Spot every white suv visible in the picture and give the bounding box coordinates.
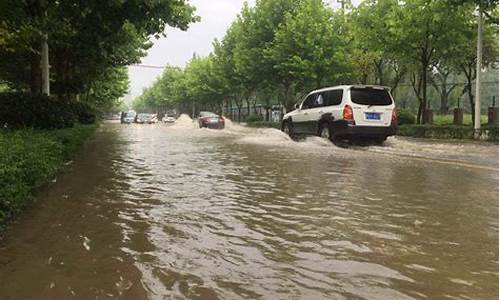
[281,85,397,143]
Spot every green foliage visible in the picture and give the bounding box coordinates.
[267,0,350,95]
[133,0,498,125]
[246,114,265,123]
[398,124,498,142]
[397,109,416,125]
[0,124,97,228]
[245,121,281,129]
[433,114,488,126]
[84,67,129,114]
[0,0,198,115]
[133,66,186,111]
[0,92,96,129]
[72,101,97,125]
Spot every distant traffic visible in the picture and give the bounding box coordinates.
[120,111,163,125]
[118,85,398,142]
[118,110,225,130]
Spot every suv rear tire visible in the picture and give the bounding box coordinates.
[319,122,334,142]
[372,136,387,145]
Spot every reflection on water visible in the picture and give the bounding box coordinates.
[0,117,497,300]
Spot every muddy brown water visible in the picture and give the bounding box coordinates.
[0,117,498,300]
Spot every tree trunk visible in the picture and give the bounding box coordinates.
[439,90,449,114]
[410,71,424,125]
[235,98,243,122]
[283,83,296,112]
[316,76,322,89]
[375,59,384,85]
[245,98,250,118]
[361,73,368,85]
[467,86,475,125]
[30,51,41,94]
[265,98,271,121]
[41,34,50,96]
[421,61,428,124]
[417,104,423,125]
[464,68,475,126]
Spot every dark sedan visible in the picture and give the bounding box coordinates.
[198,112,225,129]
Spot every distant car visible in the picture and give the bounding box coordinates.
[198,111,225,129]
[136,113,158,124]
[122,111,136,124]
[148,114,158,124]
[135,113,148,124]
[163,115,176,123]
[282,85,397,144]
[106,113,120,121]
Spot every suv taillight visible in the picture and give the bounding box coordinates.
[220,117,225,123]
[391,110,398,125]
[343,105,354,124]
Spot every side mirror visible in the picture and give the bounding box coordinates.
[294,103,300,110]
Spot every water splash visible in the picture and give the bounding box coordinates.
[170,114,197,129]
[236,128,293,146]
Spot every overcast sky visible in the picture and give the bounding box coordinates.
[126,0,255,100]
[126,0,350,101]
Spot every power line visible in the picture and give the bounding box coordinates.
[128,63,500,86]
[129,64,166,69]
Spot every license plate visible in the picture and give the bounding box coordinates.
[365,112,381,120]
[209,118,219,123]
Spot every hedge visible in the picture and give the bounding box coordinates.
[0,124,98,230]
[0,92,96,129]
[245,114,265,123]
[245,121,281,129]
[398,125,498,142]
[397,109,416,125]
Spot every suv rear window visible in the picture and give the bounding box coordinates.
[350,87,392,106]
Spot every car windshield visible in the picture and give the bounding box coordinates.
[350,87,392,106]
[126,112,136,117]
[200,112,218,117]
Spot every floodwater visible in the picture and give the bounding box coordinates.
[0,115,498,300]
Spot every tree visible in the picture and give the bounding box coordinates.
[230,0,301,115]
[212,20,246,120]
[267,0,350,110]
[430,64,460,114]
[388,0,476,124]
[349,0,407,90]
[454,14,498,123]
[0,0,199,115]
[84,67,129,113]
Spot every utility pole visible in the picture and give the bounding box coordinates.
[474,6,483,133]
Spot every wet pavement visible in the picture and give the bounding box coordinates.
[0,116,498,299]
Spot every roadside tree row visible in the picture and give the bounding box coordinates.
[0,0,198,118]
[135,0,498,124]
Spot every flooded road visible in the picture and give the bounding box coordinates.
[0,117,498,300]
